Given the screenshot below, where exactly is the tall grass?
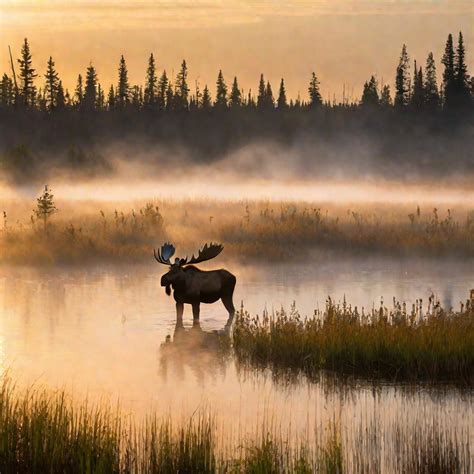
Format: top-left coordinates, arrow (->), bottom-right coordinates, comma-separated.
0,376 -> 469,472
1,200 -> 473,264
233,297 -> 474,383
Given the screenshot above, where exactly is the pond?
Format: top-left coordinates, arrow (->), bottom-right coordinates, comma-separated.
0,257 -> 472,471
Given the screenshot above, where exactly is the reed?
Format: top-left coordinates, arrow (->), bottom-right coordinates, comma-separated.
0,376 -> 468,473
233,297 -> 474,383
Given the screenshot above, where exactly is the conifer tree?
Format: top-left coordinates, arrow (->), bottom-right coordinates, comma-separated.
277,78 -> 288,109
215,70 -> 228,109
265,81 -> 274,109
34,185 -> 57,231
107,85 -> 115,109
424,52 -> 439,110
144,53 -> 157,106
442,34 -> 455,107
257,74 -> 266,109
96,83 -> 105,109
308,72 -> 322,107
83,64 -> 98,110
201,85 -> 212,109
454,31 -> 470,106
411,62 -> 424,109
75,74 -> 84,106
1,74 -> 14,107
157,70 -> 168,111
165,82 -> 174,111
380,84 -> 392,107
18,38 -> 37,107
229,77 -> 242,108
44,56 -> 60,111
174,60 -> 189,110
117,55 -> 130,108
395,44 -> 410,107
361,75 -> 379,107
56,81 -> 66,109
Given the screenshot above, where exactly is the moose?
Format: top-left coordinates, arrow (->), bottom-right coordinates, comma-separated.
154,242 -> 236,326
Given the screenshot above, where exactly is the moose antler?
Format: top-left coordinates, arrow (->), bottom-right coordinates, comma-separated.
181,242 -> 224,265
154,242 -> 176,265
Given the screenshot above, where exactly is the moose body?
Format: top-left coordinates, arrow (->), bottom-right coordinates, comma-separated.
155,243 -> 236,325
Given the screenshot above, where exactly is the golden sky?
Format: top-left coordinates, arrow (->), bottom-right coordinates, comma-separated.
1,1 -> 473,100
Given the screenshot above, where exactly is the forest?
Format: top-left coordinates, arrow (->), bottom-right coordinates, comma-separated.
0,31 -> 473,182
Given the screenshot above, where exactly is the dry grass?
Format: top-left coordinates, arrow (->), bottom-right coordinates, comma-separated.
1,198 -> 474,264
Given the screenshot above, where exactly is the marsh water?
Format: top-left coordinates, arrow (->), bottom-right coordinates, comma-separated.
0,257 -> 473,470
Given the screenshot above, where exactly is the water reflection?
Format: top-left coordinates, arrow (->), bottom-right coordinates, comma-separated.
159,315 -> 233,383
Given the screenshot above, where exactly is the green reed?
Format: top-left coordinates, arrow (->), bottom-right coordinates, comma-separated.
233,297 -> 474,383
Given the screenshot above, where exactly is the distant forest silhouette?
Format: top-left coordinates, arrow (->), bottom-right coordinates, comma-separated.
0,32 -> 473,182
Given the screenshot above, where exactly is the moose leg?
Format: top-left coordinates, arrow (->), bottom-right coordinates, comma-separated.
176,302 -> 184,328
192,303 -> 200,322
222,295 -> 235,330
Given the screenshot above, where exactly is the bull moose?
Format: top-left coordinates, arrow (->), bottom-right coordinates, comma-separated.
154,242 -> 236,326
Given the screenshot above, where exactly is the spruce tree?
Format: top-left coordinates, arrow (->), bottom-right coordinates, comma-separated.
96,83 -> 105,109
360,75 -> 379,107
56,81 -> 66,109
83,64 -> 98,110
201,85 -> 212,109
17,38 -> 37,107
215,70 -> 228,109
454,31 -> 470,106
442,34 -> 455,107
424,52 -> 439,110
410,62 -> 424,109
308,72 -> 322,107
107,85 -> 115,109
117,55 -> 130,108
0,74 -> 14,108
75,74 -> 84,106
165,82 -> 174,111
277,78 -> 288,109
257,74 -> 266,109
380,84 -> 392,107
174,60 -> 189,110
44,56 -> 60,111
265,81 -> 274,109
34,185 -> 57,231
144,53 -> 157,106
395,44 -> 410,107
229,77 -> 242,108
157,70 -> 168,111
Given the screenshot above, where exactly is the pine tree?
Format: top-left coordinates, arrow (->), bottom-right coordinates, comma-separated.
34,185 -> 57,231
308,72 -> 322,107
277,78 -> 288,109
117,55 -> 130,108
56,81 -> 66,109
83,64 -> 98,110
380,84 -> 392,107
395,44 -> 410,107
424,52 -> 439,110
157,70 -> 168,111
215,70 -> 228,109
454,31 -> 470,107
174,60 -> 189,110
165,82 -> 174,111
0,74 -> 14,108
410,62 -> 424,109
201,85 -> 212,109
107,85 -> 115,109
257,74 -> 266,109
442,34 -> 455,108
17,38 -> 37,107
265,81 -> 274,109
75,74 -> 84,106
360,75 -> 379,107
144,53 -> 157,106
96,83 -> 105,109
44,56 -> 60,111
229,77 -> 242,108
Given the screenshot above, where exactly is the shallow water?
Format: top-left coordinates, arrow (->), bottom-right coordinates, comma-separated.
0,257 -> 473,470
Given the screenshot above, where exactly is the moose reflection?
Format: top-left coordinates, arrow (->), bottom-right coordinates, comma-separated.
154,242 -> 236,325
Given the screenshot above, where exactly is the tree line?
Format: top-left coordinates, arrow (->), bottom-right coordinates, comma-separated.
1,32 -> 472,114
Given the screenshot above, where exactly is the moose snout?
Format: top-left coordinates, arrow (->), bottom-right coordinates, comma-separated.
160,275 -> 168,286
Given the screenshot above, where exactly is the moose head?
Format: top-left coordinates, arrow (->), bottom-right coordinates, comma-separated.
154,242 -> 224,296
